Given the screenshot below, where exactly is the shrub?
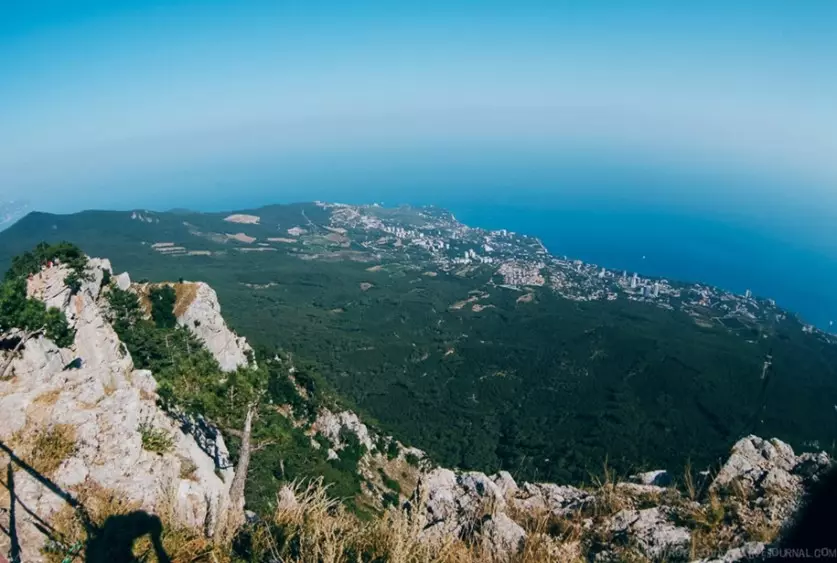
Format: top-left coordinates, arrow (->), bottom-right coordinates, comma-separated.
378,468 -> 401,494
138,421 -> 174,455
150,285 -> 177,329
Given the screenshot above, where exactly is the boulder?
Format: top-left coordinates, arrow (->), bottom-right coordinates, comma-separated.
481,513 -> 526,560
418,468 -> 514,547
609,507 -> 690,560
115,271 -> 132,291
713,436 -> 802,491
631,469 -> 672,487
491,470 -> 519,497
510,482 -> 593,517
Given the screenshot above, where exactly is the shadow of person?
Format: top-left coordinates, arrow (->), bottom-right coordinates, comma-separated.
85,512 -> 171,563
763,463 -> 837,562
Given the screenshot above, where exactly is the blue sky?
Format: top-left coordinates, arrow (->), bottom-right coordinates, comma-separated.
1,1 -> 835,212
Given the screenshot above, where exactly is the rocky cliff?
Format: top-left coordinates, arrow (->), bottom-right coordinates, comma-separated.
129,276 -> 253,372
0,259 -> 233,561
172,282 -> 253,372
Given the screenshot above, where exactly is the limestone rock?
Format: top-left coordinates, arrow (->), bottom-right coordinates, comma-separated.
175,282 -> 253,372
491,470 -> 519,498
510,482 -> 593,517
695,542 -> 766,563
609,507 -> 691,560
481,513 -> 526,560
0,258 -> 233,562
311,409 -> 376,452
115,271 -> 132,290
711,436 -> 830,523
631,469 -> 672,487
713,436 -> 802,491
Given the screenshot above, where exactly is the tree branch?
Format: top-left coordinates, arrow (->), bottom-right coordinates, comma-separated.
0,328 -> 44,380
252,440 -> 276,453
223,428 -> 244,439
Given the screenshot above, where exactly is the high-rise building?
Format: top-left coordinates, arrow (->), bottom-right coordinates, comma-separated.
599,268 -> 606,279
631,273 -> 638,289
745,289 -> 752,299
653,282 -> 660,298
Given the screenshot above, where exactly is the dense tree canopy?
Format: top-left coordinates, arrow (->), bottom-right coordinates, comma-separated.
0,243 -> 80,349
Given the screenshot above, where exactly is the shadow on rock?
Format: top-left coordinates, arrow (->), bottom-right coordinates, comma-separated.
1,440 -> 171,563
85,511 -> 171,563
766,463 -> 837,562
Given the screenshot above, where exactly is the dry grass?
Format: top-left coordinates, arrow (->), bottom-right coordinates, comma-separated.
44,481 -> 228,563
14,424 -> 78,476
24,466 -> 788,563
247,478 -> 615,563
178,456 -> 199,481
33,388 -> 62,407
173,283 -> 199,317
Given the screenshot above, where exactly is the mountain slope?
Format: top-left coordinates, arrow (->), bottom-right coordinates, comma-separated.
1,203 -> 836,483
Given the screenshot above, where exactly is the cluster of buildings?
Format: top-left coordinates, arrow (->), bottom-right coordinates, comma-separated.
325,202 -> 820,336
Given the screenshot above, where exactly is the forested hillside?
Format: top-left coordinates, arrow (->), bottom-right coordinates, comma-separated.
2,204 -> 836,483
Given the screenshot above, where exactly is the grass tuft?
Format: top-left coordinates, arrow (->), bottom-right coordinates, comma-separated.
138,421 -> 174,454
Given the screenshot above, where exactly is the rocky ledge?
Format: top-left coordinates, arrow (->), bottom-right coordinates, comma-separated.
0,259 -> 234,561
406,435 -> 831,562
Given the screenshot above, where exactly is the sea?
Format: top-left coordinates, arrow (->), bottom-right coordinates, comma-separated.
447,201 -> 837,331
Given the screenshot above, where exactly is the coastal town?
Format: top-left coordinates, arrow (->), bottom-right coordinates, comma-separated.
323,202 -> 829,342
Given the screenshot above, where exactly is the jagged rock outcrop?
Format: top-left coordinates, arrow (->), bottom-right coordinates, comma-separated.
417,468 -> 524,560
711,435 -> 830,526
311,409 -> 376,452
0,260 -> 233,561
305,407 -> 428,509
174,282 -> 253,372
405,434 -> 831,562
509,481 -> 593,517
609,507 -> 691,560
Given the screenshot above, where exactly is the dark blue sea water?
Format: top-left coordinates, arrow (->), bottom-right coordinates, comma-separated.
445,201 -> 837,330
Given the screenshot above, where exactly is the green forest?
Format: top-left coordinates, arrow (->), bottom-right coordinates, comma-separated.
2,207 -> 837,488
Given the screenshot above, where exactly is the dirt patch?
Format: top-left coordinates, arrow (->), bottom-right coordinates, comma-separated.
267,237 -> 297,243
226,232 -> 256,244
223,214 -> 260,224
33,388 -> 62,407
12,424 -> 77,476
325,232 -> 348,244
422,271 -> 438,277
366,265 -> 384,272
359,282 -> 374,292
516,292 -> 535,304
